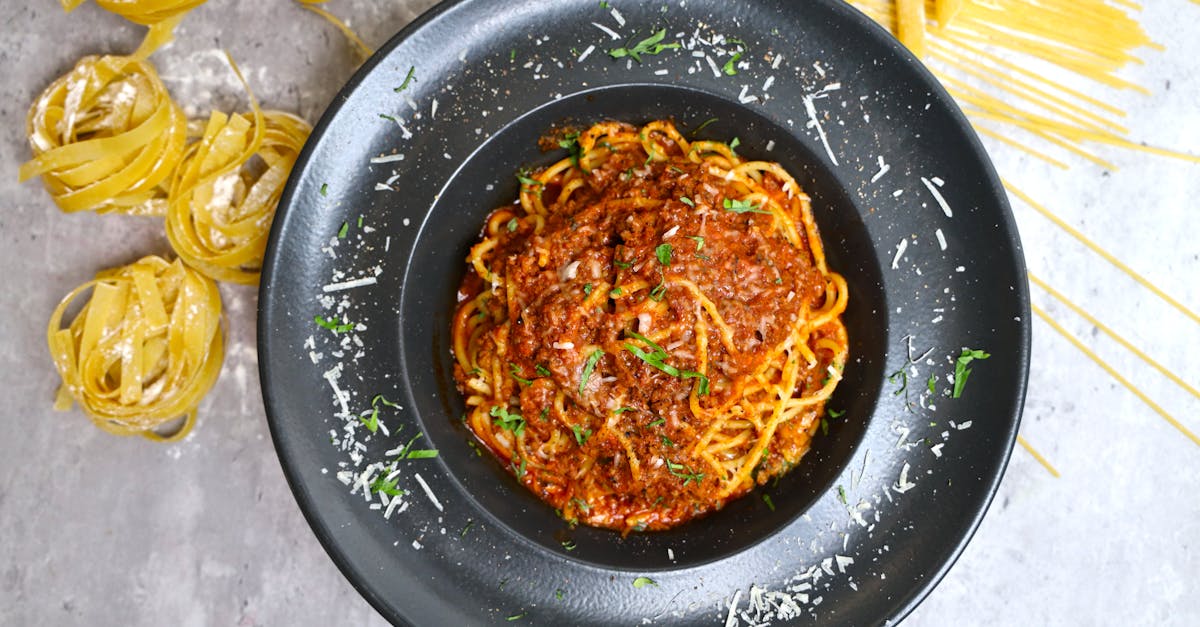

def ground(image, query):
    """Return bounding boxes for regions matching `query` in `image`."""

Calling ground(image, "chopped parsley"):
[559,132,583,166]
[319,182,328,196]
[490,405,525,436]
[681,370,710,395]
[608,29,680,63]
[655,243,673,266]
[369,474,404,497]
[378,113,397,122]
[314,315,354,334]
[599,0,610,7]
[507,218,518,232]
[679,196,695,207]
[583,283,593,296]
[614,259,632,269]
[561,539,577,551]
[579,349,603,394]
[828,408,846,418]
[555,588,565,600]
[509,362,533,386]
[535,364,552,377]
[952,348,990,398]
[647,417,666,427]
[610,287,624,297]
[762,493,775,511]
[649,281,667,302]
[394,65,416,92]
[729,137,741,155]
[723,197,771,214]
[571,424,593,445]
[690,117,718,136]
[927,373,937,394]
[632,576,658,589]
[820,418,829,436]
[460,520,474,537]
[722,51,743,76]
[517,174,543,189]
[665,459,705,485]
[572,497,592,511]
[359,410,380,434]
[888,368,908,396]
[506,613,526,621]
[686,235,704,251]
[356,215,364,228]
[337,222,349,238]
[510,456,527,478]
[837,485,848,504]
[660,434,675,447]
[624,331,679,376]
[538,408,549,421]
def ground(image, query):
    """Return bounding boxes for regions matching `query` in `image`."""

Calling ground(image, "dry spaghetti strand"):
[47,256,225,442]
[19,54,187,215]
[295,0,373,60]
[1017,435,1060,478]
[1032,305,1200,449]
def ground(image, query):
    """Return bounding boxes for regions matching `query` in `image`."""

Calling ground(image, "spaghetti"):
[47,255,225,442]
[451,120,849,532]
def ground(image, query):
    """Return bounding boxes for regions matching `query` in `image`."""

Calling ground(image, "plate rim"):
[258,0,1032,623]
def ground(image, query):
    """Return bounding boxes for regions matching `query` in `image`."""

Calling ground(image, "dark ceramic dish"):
[259,0,1030,624]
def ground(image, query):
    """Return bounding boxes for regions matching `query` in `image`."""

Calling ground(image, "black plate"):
[259,0,1029,624]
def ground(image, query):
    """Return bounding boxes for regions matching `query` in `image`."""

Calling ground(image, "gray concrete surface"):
[1,1,1197,625]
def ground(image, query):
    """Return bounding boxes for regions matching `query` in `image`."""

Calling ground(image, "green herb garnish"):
[509,362,533,386]
[665,460,705,485]
[572,424,593,445]
[507,218,518,232]
[561,539,577,551]
[685,235,704,251]
[633,576,658,589]
[394,66,416,92]
[579,349,603,394]
[490,405,525,436]
[647,417,665,427]
[535,364,552,377]
[623,331,679,376]
[369,474,404,497]
[690,117,718,137]
[837,485,848,504]
[583,283,593,296]
[722,51,743,76]
[655,243,673,266]
[828,408,845,418]
[952,348,990,398]
[314,315,354,334]
[723,197,771,214]
[680,196,695,207]
[762,493,775,511]
[338,222,349,238]
[608,29,680,63]
[927,373,937,394]
[319,182,328,196]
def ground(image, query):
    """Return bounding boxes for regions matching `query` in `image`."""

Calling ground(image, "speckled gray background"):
[2,1,1197,626]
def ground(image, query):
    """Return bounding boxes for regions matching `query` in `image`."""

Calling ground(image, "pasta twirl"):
[47,255,225,442]
[19,55,187,216]
[165,110,312,284]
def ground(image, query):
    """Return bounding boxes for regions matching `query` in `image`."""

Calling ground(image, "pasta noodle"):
[166,110,312,284]
[59,0,207,26]
[47,255,225,442]
[452,120,849,532]
[19,54,187,215]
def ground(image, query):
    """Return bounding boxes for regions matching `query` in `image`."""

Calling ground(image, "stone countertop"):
[1,1,1196,625]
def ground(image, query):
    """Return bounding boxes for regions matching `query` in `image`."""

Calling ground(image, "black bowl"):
[402,82,886,569]
[260,0,1028,624]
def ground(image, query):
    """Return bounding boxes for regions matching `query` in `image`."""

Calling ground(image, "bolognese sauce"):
[452,120,848,532]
